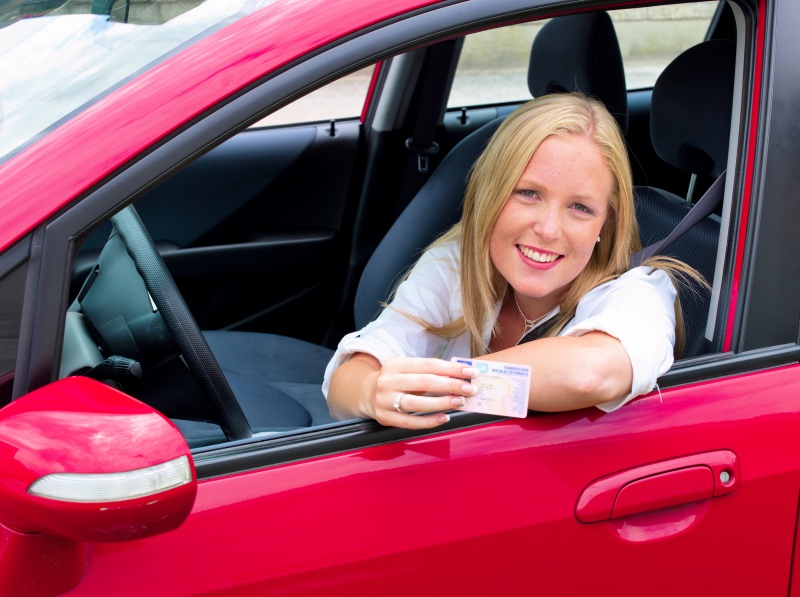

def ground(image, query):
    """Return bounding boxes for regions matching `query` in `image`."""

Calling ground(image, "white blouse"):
[323,240,677,413]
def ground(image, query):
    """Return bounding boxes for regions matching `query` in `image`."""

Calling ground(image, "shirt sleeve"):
[560,267,678,412]
[321,243,461,397]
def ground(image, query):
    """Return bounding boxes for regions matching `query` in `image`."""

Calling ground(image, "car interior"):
[61,0,744,448]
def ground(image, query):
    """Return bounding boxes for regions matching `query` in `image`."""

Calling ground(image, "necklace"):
[513,291,551,335]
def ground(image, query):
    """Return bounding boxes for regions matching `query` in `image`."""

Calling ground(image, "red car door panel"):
[68,365,800,596]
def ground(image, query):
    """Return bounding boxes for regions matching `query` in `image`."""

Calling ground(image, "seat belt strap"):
[630,170,726,267]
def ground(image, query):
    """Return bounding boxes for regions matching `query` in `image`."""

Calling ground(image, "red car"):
[0,0,799,594]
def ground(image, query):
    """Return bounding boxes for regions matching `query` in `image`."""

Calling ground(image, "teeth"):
[519,245,559,263]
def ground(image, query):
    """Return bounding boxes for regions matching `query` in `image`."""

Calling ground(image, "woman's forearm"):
[482,331,633,411]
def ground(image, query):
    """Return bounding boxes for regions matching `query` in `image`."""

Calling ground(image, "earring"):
[596,236,601,243]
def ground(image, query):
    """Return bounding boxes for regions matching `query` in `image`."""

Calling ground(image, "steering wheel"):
[84,206,252,441]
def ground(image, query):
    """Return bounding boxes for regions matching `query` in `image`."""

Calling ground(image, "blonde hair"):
[406,93,705,356]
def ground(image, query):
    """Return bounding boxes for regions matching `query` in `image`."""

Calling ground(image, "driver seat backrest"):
[355,10,628,328]
[634,40,736,357]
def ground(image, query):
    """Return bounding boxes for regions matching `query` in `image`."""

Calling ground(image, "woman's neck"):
[511,288,559,326]
[488,290,558,352]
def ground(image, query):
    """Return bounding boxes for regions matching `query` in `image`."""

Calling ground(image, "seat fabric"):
[634,187,721,357]
[175,332,336,447]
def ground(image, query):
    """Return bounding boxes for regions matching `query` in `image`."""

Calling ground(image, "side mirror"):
[0,376,196,542]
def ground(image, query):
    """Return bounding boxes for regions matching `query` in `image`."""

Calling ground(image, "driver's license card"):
[451,358,531,418]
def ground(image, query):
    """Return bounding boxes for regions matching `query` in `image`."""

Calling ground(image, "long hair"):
[410,93,704,356]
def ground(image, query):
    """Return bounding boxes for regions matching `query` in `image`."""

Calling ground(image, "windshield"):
[0,0,276,160]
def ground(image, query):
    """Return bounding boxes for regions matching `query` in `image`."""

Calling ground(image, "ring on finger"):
[393,393,407,414]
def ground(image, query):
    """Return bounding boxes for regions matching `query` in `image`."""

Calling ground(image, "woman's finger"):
[392,392,467,414]
[383,356,477,380]
[377,372,477,399]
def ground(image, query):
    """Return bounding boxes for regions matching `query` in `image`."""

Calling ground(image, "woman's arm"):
[483,331,633,411]
[484,267,676,412]
[328,331,631,427]
[327,353,479,428]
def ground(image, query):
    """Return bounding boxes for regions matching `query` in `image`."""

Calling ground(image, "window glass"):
[0,0,279,161]
[448,22,546,109]
[447,2,719,108]
[251,66,375,127]
[23,0,205,24]
[614,3,719,89]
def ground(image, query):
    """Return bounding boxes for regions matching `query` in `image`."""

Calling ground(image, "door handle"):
[575,450,739,523]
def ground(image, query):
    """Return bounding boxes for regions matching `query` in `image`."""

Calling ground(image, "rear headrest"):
[528,12,628,133]
[651,40,736,178]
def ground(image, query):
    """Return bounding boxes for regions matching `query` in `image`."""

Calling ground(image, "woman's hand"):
[328,353,477,429]
[370,356,478,428]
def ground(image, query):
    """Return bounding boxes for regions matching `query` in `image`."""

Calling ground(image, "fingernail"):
[461,383,475,395]
[451,396,467,407]
[462,367,477,377]
[438,413,450,424]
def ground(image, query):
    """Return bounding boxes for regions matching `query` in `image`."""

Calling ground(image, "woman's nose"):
[534,205,561,240]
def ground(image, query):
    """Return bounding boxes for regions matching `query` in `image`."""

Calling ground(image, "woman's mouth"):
[517,245,562,263]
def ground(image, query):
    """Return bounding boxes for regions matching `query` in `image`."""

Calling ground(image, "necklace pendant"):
[522,319,537,335]
[514,290,545,336]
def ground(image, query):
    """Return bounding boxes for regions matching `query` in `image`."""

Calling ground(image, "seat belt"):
[395,41,456,216]
[630,170,726,267]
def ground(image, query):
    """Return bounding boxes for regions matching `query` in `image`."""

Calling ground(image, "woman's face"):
[489,133,614,309]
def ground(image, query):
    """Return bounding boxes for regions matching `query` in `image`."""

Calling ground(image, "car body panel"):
[69,365,800,595]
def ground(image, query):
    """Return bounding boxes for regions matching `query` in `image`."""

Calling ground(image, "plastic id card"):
[451,358,531,418]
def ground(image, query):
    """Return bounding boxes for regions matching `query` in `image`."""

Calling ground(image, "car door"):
[3,0,800,595]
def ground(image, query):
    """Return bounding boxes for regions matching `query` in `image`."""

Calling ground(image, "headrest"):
[651,40,736,178]
[528,12,628,133]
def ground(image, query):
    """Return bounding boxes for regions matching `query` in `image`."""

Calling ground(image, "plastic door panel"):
[73,121,362,342]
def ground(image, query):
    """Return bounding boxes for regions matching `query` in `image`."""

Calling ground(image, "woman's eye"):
[517,189,539,199]
[571,203,594,215]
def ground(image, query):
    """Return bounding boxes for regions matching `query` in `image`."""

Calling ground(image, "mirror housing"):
[0,377,196,542]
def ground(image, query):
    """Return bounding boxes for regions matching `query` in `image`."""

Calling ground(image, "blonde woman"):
[324,93,700,429]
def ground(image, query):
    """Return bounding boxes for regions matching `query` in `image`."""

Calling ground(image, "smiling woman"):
[325,93,702,428]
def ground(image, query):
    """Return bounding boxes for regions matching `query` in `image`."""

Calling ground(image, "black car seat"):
[188,11,629,445]
[634,39,736,357]
[528,11,628,133]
